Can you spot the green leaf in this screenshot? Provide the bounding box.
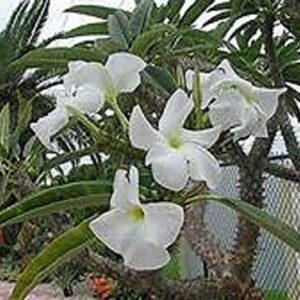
[0,181,111,227]
[0,104,10,154]
[127,0,154,42]
[166,0,185,23]
[202,11,230,27]
[131,23,175,57]
[10,220,96,300]
[67,106,104,142]
[0,143,8,161]
[283,63,300,86]
[208,1,230,12]
[65,5,130,19]
[9,47,106,72]
[145,65,178,94]
[189,194,300,253]
[179,0,214,27]
[11,98,32,149]
[108,11,129,48]
[63,22,108,38]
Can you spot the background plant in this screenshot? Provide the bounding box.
[0,0,300,299]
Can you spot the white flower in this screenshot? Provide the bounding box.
[186,60,287,139]
[89,166,184,270]
[64,53,147,101]
[31,53,147,149]
[129,89,221,192]
[30,108,69,150]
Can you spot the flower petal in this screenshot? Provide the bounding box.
[186,66,229,109]
[231,105,259,139]
[232,110,269,139]
[145,139,171,166]
[60,85,104,115]
[64,61,86,93]
[208,86,246,131]
[254,87,286,119]
[129,105,159,151]
[252,120,269,138]
[151,151,189,191]
[185,69,194,91]
[144,202,184,248]
[181,126,221,149]
[182,145,220,189]
[64,61,113,97]
[30,108,68,150]
[159,89,194,137]
[90,209,138,254]
[128,165,139,205]
[111,167,140,209]
[216,59,238,78]
[105,52,146,93]
[123,240,170,270]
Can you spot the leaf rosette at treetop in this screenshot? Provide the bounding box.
[30,52,146,150]
[90,166,184,270]
[186,60,287,140]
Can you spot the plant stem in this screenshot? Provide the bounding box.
[108,97,129,133]
[192,69,204,129]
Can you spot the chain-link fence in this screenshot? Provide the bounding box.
[200,155,300,300]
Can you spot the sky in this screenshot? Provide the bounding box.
[0,0,134,35]
[0,0,195,38]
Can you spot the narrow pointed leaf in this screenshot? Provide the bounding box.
[189,195,300,252]
[131,23,175,57]
[128,0,154,42]
[108,11,129,48]
[10,220,96,300]
[145,65,178,94]
[0,104,10,154]
[9,47,106,72]
[11,99,32,148]
[166,0,185,22]
[63,22,108,38]
[0,181,111,227]
[179,0,214,27]
[65,5,130,19]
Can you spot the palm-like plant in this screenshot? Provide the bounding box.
[0,1,300,299]
[0,0,63,253]
[0,0,63,133]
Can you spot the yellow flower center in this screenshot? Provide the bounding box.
[245,94,257,106]
[169,136,182,150]
[131,206,145,222]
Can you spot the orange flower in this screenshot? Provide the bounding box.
[90,276,115,300]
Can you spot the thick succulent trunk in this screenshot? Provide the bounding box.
[231,164,264,286]
[184,202,231,279]
[280,108,300,171]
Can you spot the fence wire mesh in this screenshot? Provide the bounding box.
[203,156,300,300]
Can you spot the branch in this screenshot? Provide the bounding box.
[249,11,286,164]
[280,112,300,170]
[184,202,232,278]
[42,133,143,171]
[86,249,266,299]
[263,161,300,182]
[86,250,240,300]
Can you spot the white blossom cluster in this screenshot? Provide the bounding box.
[30,53,286,270]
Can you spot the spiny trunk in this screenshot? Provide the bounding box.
[231,164,264,288]
[280,108,300,171]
